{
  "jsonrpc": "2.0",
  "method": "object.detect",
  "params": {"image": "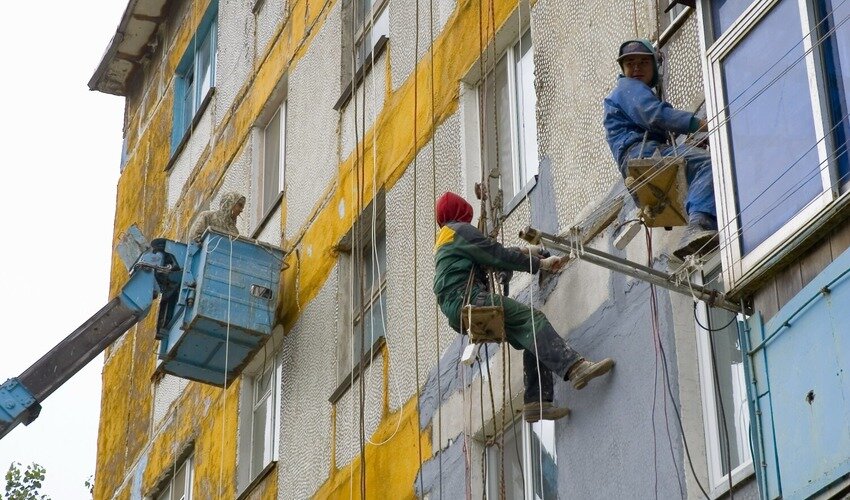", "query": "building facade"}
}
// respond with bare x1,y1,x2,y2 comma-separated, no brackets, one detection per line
88,0,850,498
